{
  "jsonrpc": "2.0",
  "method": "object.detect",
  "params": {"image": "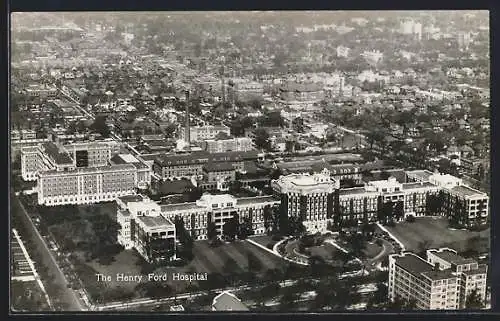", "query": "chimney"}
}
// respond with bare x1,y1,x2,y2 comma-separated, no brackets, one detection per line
184,90,190,145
